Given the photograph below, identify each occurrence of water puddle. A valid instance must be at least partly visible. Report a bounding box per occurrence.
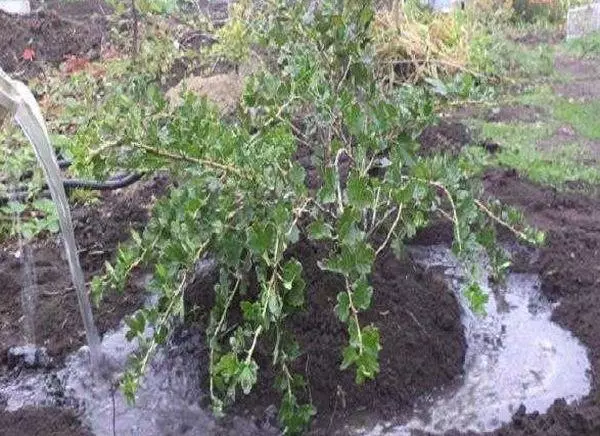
[363,245,591,435]
[0,246,591,435]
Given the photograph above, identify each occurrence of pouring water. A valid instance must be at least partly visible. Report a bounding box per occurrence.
[0,68,102,370]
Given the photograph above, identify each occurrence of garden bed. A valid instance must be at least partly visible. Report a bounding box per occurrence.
[2,1,600,435]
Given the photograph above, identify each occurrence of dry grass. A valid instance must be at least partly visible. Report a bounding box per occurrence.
[372,1,476,84]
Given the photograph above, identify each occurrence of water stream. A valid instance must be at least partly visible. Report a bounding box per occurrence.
[0,69,102,369]
[15,213,38,346]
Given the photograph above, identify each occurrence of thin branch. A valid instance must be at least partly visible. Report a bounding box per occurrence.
[209,278,241,403]
[375,204,403,257]
[334,148,349,214]
[131,143,246,178]
[474,199,532,242]
[245,325,263,365]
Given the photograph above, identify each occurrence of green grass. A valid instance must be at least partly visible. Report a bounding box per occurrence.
[553,99,600,140]
[471,120,600,186]
[564,31,600,59]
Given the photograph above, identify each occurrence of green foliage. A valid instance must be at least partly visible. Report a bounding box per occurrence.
[474,34,555,79]
[210,0,253,67]
[554,99,600,140]
[564,32,600,58]
[108,0,177,15]
[511,0,577,24]
[83,0,541,433]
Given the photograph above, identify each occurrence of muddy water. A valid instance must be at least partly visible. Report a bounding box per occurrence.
[0,246,591,435]
[362,246,590,435]
[0,319,275,435]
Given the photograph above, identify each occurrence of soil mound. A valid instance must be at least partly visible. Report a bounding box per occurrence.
[418,121,472,156]
[186,238,467,433]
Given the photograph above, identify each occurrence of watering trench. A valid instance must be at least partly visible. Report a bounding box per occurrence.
[0,244,591,435]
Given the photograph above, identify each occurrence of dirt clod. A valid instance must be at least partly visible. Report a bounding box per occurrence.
[418,121,472,156]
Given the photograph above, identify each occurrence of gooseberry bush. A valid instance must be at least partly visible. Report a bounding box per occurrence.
[82,0,542,433]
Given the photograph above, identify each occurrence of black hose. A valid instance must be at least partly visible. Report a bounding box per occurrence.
[63,172,144,191]
[0,172,144,205]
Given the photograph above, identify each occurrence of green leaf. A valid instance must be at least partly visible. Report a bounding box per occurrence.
[317,168,337,204]
[352,279,373,311]
[335,292,350,322]
[238,360,258,395]
[307,219,332,240]
[282,259,303,290]
[126,312,146,336]
[356,326,381,384]
[215,353,239,380]
[337,207,363,246]
[362,325,381,355]
[241,301,262,323]
[285,277,306,308]
[346,173,373,209]
[247,223,274,255]
[464,282,488,314]
[321,241,374,277]
[340,345,358,370]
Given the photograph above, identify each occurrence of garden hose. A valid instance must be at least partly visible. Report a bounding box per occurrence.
[0,172,145,205]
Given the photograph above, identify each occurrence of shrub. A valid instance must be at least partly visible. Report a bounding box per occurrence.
[83,1,542,433]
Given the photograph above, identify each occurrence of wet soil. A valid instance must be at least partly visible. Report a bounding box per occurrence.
[477,169,600,435]
[185,237,467,434]
[0,1,109,80]
[0,407,91,436]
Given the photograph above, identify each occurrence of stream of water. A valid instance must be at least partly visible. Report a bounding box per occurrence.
[0,69,102,369]
[14,212,38,346]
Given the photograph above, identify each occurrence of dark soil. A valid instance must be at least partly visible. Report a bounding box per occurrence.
[417,120,473,156]
[0,175,168,367]
[485,105,546,123]
[0,407,91,436]
[0,1,109,80]
[186,238,467,434]
[512,30,564,47]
